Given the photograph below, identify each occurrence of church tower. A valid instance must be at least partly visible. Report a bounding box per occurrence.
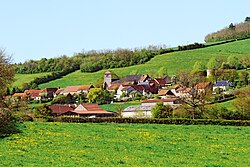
[104,71,112,88]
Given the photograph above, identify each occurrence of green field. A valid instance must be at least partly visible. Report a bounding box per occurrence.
[0,122,249,166]
[12,72,51,88]
[38,39,250,89]
[100,101,141,112]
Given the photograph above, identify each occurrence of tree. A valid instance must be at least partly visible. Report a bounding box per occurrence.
[181,87,211,119]
[115,105,125,118]
[233,86,250,119]
[192,61,205,73]
[34,104,52,118]
[240,55,250,69]
[151,102,173,118]
[239,71,249,86]
[207,57,224,70]
[87,88,108,104]
[227,55,240,69]
[0,50,15,97]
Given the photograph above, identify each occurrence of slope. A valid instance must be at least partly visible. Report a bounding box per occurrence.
[38,39,250,89]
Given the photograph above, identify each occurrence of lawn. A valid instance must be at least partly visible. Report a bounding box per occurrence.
[13,72,51,88]
[0,122,249,166]
[39,39,250,89]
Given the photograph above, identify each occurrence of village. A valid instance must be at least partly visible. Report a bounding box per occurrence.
[10,70,235,118]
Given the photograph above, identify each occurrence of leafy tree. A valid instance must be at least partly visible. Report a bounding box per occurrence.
[227,55,240,69]
[192,61,205,73]
[233,86,250,119]
[240,55,250,69]
[239,71,249,86]
[34,104,52,118]
[152,102,173,118]
[87,88,111,104]
[207,57,224,70]
[0,109,19,138]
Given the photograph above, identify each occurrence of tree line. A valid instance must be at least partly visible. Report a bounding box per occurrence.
[205,17,250,42]
[15,46,168,74]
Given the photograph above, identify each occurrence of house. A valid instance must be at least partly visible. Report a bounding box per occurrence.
[158,89,176,99]
[213,80,233,91]
[12,93,28,99]
[73,104,116,117]
[141,98,180,107]
[24,90,43,100]
[49,104,76,116]
[49,103,116,117]
[57,85,94,96]
[195,82,213,92]
[39,88,58,100]
[122,105,153,118]
[171,84,189,97]
[151,78,167,89]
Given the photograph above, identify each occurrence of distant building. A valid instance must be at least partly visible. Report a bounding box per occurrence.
[213,80,233,91]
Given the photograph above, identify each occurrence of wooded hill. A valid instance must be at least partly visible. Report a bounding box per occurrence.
[205,17,250,42]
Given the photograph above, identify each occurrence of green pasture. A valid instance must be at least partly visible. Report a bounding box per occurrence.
[12,72,51,88]
[100,101,141,112]
[0,122,249,166]
[39,39,250,89]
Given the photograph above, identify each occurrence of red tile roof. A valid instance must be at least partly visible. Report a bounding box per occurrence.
[153,78,166,86]
[195,82,212,89]
[74,104,113,115]
[24,90,43,97]
[49,105,76,116]
[12,93,27,97]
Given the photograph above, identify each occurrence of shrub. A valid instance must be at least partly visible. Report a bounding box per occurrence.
[0,109,20,137]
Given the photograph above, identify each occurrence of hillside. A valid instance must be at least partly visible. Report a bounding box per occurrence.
[13,72,51,88]
[205,20,250,42]
[38,38,250,89]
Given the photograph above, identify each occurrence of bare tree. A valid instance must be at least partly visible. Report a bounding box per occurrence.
[0,49,15,99]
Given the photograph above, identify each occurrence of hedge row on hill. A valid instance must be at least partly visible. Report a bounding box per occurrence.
[48,117,250,126]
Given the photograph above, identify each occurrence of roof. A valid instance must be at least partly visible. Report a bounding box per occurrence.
[24,90,43,97]
[195,82,212,89]
[41,88,58,93]
[74,104,113,115]
[49,105,75,115]
[158,89,175,96]
[139,74,150,82]
[214,80,233,87]
[153,78,166,86]
[12,93,27,97]
[125,75,142,82]
[107,84,121,91]
[123,105,153,112]
[61,85,93,94]
[142,98,178,103]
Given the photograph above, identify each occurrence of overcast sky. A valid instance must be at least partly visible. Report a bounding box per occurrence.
[0,0,249,63]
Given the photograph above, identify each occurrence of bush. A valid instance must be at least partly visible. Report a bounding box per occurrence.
[0,109,20,137]
[47,117,250,126]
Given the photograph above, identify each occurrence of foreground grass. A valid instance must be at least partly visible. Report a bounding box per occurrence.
[39,39,250,89]
[0,122,249,166]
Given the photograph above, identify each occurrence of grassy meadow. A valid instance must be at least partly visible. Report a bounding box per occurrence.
[0,122,249,166]
[38,39,250,89]
[13,72,51,88]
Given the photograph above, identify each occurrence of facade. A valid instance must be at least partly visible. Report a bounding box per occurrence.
[141,98,180,106]
[213,80,233,91]
[122,105,153,118]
